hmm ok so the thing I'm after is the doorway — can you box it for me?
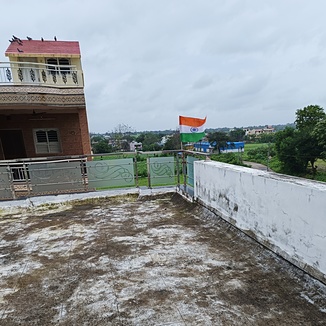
[0,130,27,159]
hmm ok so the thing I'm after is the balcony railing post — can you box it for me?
[147,157,151,189]
[0,62,82,87]
[176,152,180,189]
[7,165,16,200]
[134,153,139,188]
[80,158,88,192]
[6,68,12,82]
[182,151,187,193]
[23,162,32,197]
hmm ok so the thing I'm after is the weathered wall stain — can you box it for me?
[194,160,326,285]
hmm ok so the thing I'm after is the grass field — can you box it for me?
[242,143,270,161]
[243,142,326,182]
[244,143,270,150]
[315,159,326,171]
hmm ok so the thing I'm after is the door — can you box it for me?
[0,130,27,159]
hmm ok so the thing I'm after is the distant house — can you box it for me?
[159,135,172,146]
[244,126,275,136]
[130,141,142,151]
[0,37,91,160]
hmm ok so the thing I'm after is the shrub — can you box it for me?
[246,145,275,165]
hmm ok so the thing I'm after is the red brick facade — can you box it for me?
[0,39,92,161]
[0,110,91,160]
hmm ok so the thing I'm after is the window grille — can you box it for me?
[46,58,71,74]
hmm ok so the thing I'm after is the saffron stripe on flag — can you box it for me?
[179,116,206,127]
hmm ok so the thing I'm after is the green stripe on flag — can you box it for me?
[180,132,205,143]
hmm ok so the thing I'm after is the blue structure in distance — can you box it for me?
[220,141,245,153]
[194,141,245,153]
[193,142,214,153]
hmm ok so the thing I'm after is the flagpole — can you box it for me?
[179,124,186,193]
[181,142,187,194]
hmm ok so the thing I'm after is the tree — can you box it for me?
[244,133,257,143]
[295,105,325,130]
[92,140,114,154]
[207,131,229,153]
[91,135,105,143]
[274,105,326,176]
[313,117,326,159]
[274,127,305,173]
[229,128,245,142]
[257,133,276,144]
[111,124,135,151]
[295,105,325,175]
[136,133,145,143]
[141,132,162,151]
[163,131,181,150]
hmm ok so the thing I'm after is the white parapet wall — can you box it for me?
[194,160,326,284]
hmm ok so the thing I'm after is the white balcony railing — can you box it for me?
[0,61,83,87]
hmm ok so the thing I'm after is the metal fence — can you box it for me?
[0,150,209,200]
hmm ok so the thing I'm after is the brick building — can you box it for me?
[0,36,91,160]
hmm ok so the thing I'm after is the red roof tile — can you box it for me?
[5,39,80,56]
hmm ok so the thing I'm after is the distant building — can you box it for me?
[220,142,244,153]
[160,135,172,146]
[193,142,214,153]
[130,141,142,151]
[194,141,245,154]
[0,36,91,160]
[244,126,275,136]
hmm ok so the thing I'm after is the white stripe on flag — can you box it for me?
[179,124,205,134]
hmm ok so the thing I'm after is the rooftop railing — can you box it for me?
[0,150,209,200]
[0,61,83,87]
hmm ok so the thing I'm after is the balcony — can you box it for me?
[0,61,83,88]
[0,61,85,107]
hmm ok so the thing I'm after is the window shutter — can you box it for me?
[34,129,61,154]
[47,130,59,142]
[36,130,47,143]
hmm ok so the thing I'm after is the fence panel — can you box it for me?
[0,166,14,200]
[186,156,200,187]
[86,158,135,189]
[0,151,206,199]
[28,161,85,195]
[148,156,175,186]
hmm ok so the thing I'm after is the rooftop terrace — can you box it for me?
[0,189,325,325]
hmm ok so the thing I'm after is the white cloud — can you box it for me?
[2,0,326,132]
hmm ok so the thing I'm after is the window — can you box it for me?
[58,58,70,73]
[46,58,71,74]
[34,129,61,154]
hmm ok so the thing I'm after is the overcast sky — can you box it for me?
[2,0,326,132]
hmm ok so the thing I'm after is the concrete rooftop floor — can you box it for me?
[0,190,325,325]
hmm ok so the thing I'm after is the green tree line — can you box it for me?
[208,104,326,179]
[91,105,326,181]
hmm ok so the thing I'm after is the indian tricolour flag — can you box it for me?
[179,115,206,143]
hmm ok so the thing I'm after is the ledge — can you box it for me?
[0,85,85,107]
